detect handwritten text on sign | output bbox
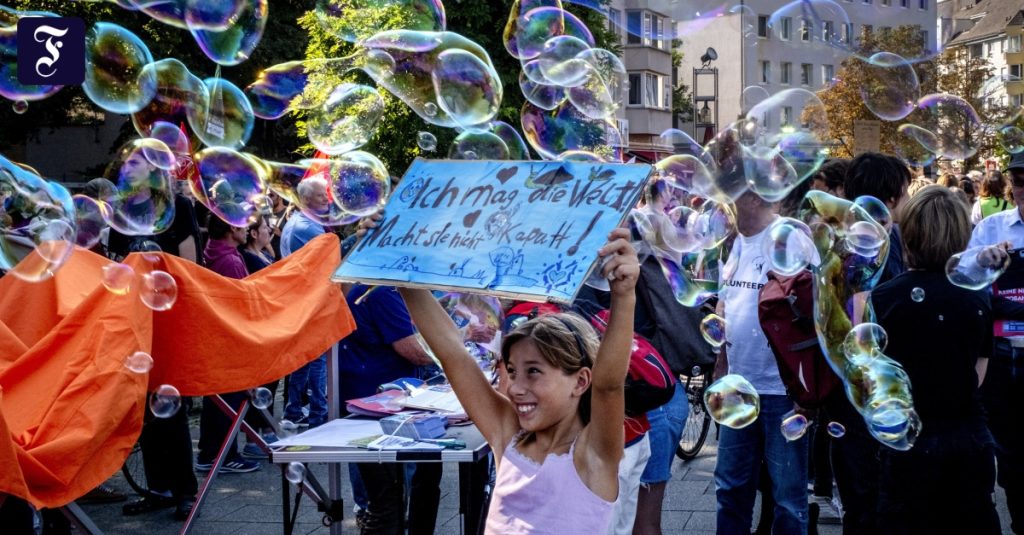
[333,159,651,302]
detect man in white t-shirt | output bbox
[713,191,809,533]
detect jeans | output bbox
[641,381,688,484]
[715,394,809,534]
[284,353,328,427]
[356,462,405,534]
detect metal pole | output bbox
[180,397,250,535]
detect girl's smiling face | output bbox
[504,338,590,432]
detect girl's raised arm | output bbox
[398,288,519,448]
[582,228,638,466]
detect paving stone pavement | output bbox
[76,410,1012,534]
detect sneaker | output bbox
[194,462,213,472]
[241,443,268,459]
[809,495,842,525]
[219,458,260,474]
[262,432,279,445]
[284,414,309,428]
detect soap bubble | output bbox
[150,384,182,418]
[251,387,273,409]
[417,131,437,151]
[0,158,77,282]
[894,124,937,167]
[193,77,255,150]
[780,410,809,441]
[73,194,111,249]
[913,93,982,160]
[866,400,921,451]
[741,85,770,114]
[763,217,816,275]
[489,121,531,160]
[189,0,267,65]
[141,270,178,311]
[535,35,592,88]
[433,48,503,128]
[307,84,384,155]
[743,88,828,150]
[976,74,1024,128]
[742,145,802,203]
[845,220,887,257]
[826,421,846,438]
[843,322,888,357]
[911,287,925,303]
[11,100,27,113]
[998,126,1024,154]
[83,23,157,114]
[192,147,266,227]
[184,0,247,30]
[700,314,726,348]
[245,59,316,120]
[946,245,1010,290]
[328,151,391,216]
[135,0,189,29]
[449,131,510,160]
[659,253,719,307]
[521,101,623,161]
[263,160,352,226]
[520,70,565,110]
[0,58,62,102]
[314,0,445,43]
[860,52,919,121]
[852,195,891,230]
[124,351,154,373]
[568,48,626,120]
[132,59,209,145]
[505,5,566,60]
[105,140,175,238]
[285,462,306,484]
[704,374,760,429]
[102,263,135,295]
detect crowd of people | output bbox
[3,149,1023,535]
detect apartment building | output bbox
[940,0,1024,109]
[668,0,937,141]
[606,1,676,161]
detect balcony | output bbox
[1007,49,1024,66]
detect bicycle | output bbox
[121,439,149,496]
[676,368,713,461]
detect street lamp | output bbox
[692,47,719,142]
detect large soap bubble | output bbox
[432,48,503,128]
[192,147,266,227]
[83,23,157,114]
[449,131,510,160]
[0,157,76,282]
[762,217,817,276]
[193,77,255,150]
[567,48,625,120]
[105,140,176,236]
[946,245,1011,291]
[521,101,623,161]
[189,0,267,66]
[132,59,209,146]
[912,93,982,160]
[860,52,919,122]
[314,0,445,43]
[322,151,391,216]
[307,83,384,155]
[704,374,760,429]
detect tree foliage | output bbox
[814,26,937,160]
[295,1,621,175]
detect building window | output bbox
[654,14,665,49]
[863,0,872,4]
[919,0,927,8]
[971,43,983,58]
[801,18,811,41]
[882,0,890,5]
[901,0,908,6]
[761,61,771,83]
[608,8,621,36]
[644,73,662,108]
[823,20,834,42]
[626,11,641,44]
[920,30,928,49]
[1014,94,1024,107]
[628,73,641,105]
[781,106,793,126]
[822,64,835,84]
[781,62,792,84]
[780,17,792,40]
[643,12,652,46]
[840,23,851,43]
[1011,64,1022,78]
[758,15,769,38]
[801,63,813,86]
[1010,36,1023,52]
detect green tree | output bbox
[671,41,693,125]
[935,46,1002,169]
[0,0,313,161]
[294,1,621,175]
[814,26,938,159]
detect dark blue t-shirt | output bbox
[338,284,418,401]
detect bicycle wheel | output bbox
[121,440,149,496]
[676,372,712,461]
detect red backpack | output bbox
[757,271,842,409]
[588,310,676,416]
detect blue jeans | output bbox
[715,394,809,534]
[284,354,328,427]
[641,381,688,483]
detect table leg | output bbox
[180,397,250,535]
[281,464,291,535]
[458,456,489,535]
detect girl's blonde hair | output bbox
[501,312,600,424]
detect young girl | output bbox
[397,228,639,534]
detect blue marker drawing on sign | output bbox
[333,159,651,303]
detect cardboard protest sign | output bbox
[333,159,652,303]
[993,248,1024,337]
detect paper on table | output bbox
[271,418,384,448]
[402,385,465,415]
[366,435,444,450]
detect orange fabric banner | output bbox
[0,233,354,508]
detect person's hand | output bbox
[355,210,384,238]
[598,227,640,298]
[978,242,1011,270]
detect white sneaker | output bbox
[810,495,842,525]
